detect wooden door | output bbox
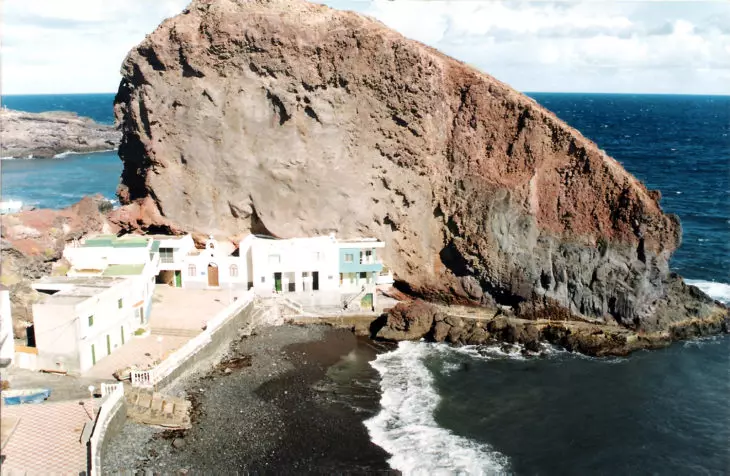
[175,271,182,287]
[106,335,111,355]
[208,264,219,286]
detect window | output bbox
[118,299,123,309]
[328,275,333,280]
[188,264,197,277]
[360,249,373,264]
[313,252,321,261]
[88,315,94,327]
[360,272,367,279]
[268,254,281,265]
[344,253,354,263]
[261,276,266,283]
[230,264,239,277]
[160,247,174,263]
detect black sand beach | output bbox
[102,325,395,474]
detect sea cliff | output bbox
[111,0,726,343]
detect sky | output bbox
[2,0,729,95]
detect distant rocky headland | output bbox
[0,108,121,158]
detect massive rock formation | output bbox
[114,0,726,334]
[0,109,120,158]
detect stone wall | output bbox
[156,301,257,389]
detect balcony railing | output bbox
[160,256,175,264]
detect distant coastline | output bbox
[0,108,121,159]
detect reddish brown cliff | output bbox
[114,0,725,332]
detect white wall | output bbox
[182,238,247,289]
[0,290,14,366]
[63,246,151,269]
[250,236,339,294]
[34,279,138,373]
[157,234,195,271]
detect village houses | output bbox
[12,232,392,373]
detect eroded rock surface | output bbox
[0,109,121,158]
[114,0,727,334]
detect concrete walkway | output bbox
[82,285,235,381]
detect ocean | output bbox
[2,93,729,474]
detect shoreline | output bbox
[102,324,396,473]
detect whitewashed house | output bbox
[242,234,340,294]
[63,234,159,325]
[31,276,138,373]
[0,285,13,368]
[181,236,248,289]
[152,234,196,287]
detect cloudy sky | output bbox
[2,0,729,95]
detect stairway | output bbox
[125,389,191,430]
[150,327,200,338]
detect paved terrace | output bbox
[1,400,94,475]
[82,284,236,381]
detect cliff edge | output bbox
[114,0,726,334]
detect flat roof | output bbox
[83,234,150,249]
[102,264,145,276]
[33,276,128,305]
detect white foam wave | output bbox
[365,341,510,475]
[685,280,730,305]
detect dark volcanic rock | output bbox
[114,0,727,335]
[376,300,439,341]
[1,109,120,158]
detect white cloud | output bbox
[2,0,729,94]
[1,0,190,94]
[335,0,730,95]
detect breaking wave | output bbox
[685,279,730,305]
[364,341,510,475]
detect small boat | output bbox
[2,388,52,405]
[0,200,22,215]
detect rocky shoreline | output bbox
[0,108,120,158]
[102,325,394,474]
[309,293,729,357]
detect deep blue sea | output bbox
[2,93,729,475]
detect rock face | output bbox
[0,109,120,158]
[114,0,726,334]
[1,196,114,337]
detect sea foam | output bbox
[365,341,510,475]
[685,280,730,305]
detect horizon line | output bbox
[2,91,729,97]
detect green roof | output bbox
[102,264,145,276]
[83,235,150,249]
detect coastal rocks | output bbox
[1,109,120,158]
[1,196,114,337]
[371,300,713,356]
[375,301,440,341]
[114,0,726,335]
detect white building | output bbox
[31,276,138,373]
[0,285,13,368]
[153,234,196,288]
[63,234,159,325]
[182,236,247,290]
[243,234,341,294]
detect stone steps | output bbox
[125,389,191,429]
[150,327,200,338]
